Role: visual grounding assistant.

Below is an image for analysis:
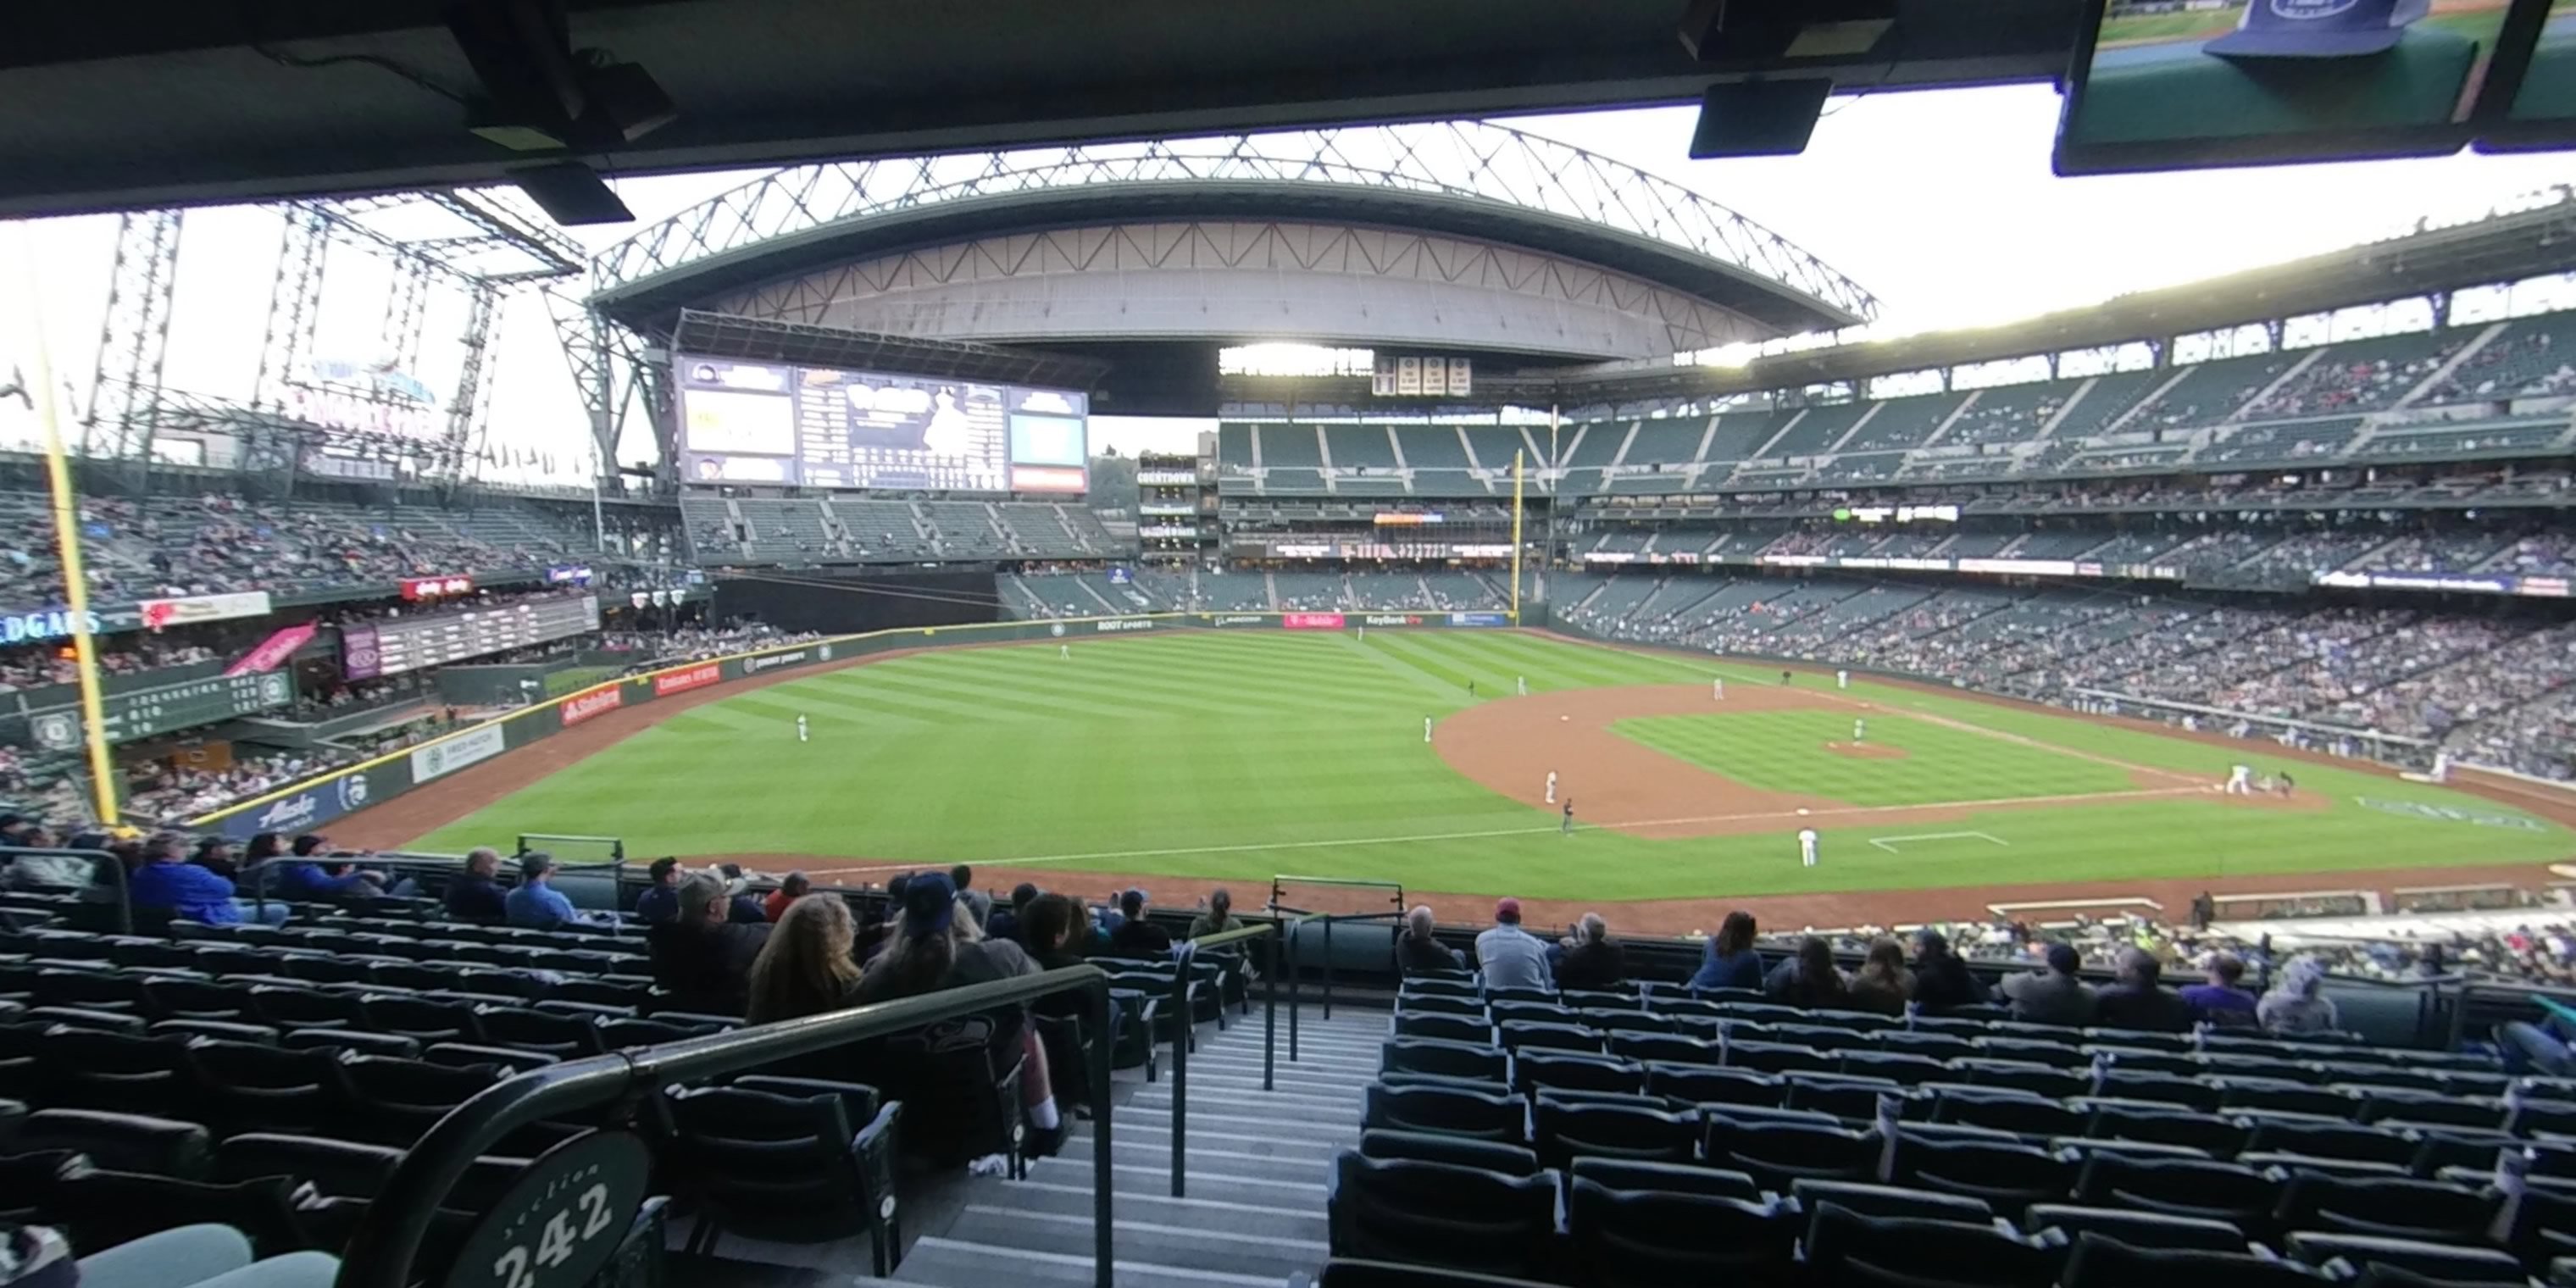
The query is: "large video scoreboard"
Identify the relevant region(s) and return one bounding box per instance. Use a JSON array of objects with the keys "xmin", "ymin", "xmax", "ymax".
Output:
[{"xmin": 675, "ymin": 355, "xmax": 1089, "ymax": 493}]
